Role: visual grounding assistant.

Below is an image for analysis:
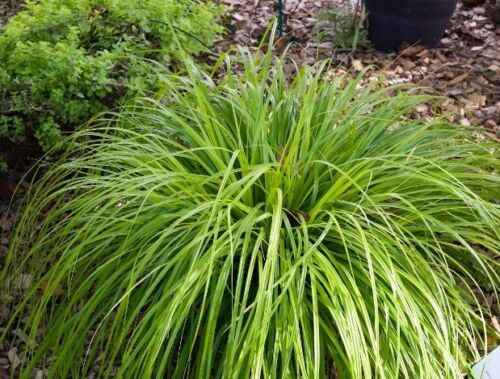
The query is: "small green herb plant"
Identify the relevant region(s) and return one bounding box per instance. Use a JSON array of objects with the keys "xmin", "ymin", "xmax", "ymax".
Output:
[
  {"xmin": 2, "ymin": 49, "xmax": 499, "ymax": 378},
  {"xmin": 315, "ymin": 1, "xmax": 367, "ymax": 51},
  {"xmin": 0, "ymin": 0, "xmax": 222, "ymax": 166}
]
